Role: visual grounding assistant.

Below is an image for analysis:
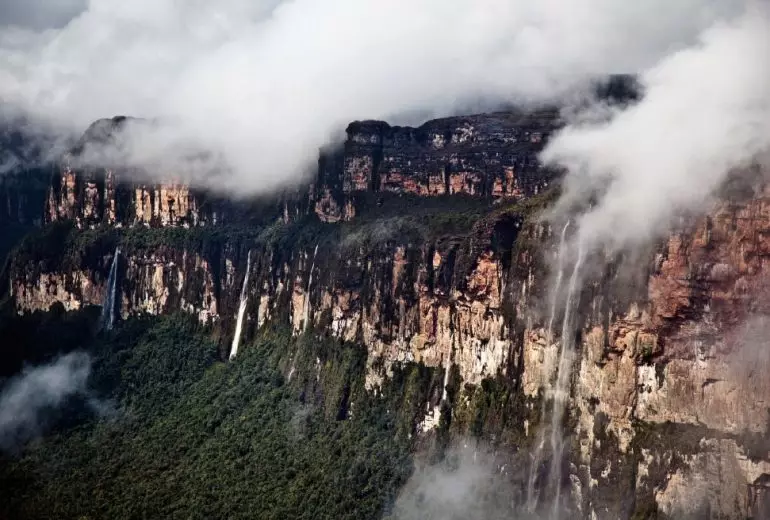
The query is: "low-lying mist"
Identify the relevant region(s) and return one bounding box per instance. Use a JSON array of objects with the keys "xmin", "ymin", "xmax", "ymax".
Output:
[{"xmin": 0, "ymin": 351, "xmax": 110, "ymax": 451}]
